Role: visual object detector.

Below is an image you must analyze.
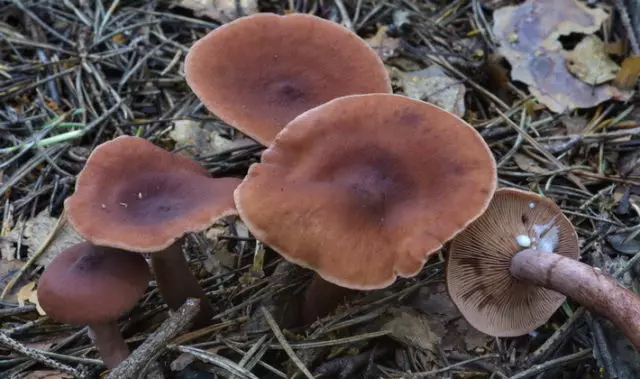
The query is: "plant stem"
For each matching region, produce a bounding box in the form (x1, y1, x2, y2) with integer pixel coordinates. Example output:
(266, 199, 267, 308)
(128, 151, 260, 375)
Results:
(301, 274, 357, 325)
(510, 248, 640, 351)
(151, 242, 214, 327)
(88, 321, 130, 369)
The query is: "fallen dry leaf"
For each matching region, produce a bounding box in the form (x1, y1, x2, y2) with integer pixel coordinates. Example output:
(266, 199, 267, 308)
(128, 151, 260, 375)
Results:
(1, 212, 83, 268)
(513, 153, 548, 174)
(174, 0, 257, 22)
(383, 308, 441, 352)
(17, 281, 46, 315)
(493, 0, 632, 113)
(401, 65, 466, 117)
(0, 259, 26, 301)
(169, 119, 255, 159)
(614, 56, 640, 90)
(365, 26, 401, 61)
(565, 35, 619, 85)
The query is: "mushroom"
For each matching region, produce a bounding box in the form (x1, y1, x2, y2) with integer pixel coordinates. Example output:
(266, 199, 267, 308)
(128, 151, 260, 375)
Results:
(64, 135, 242, 327)
(184, 13, 391, 146)
(446, 188, 640, 350)
(37, 242, 149, 369)
(234, 93, 497, 323)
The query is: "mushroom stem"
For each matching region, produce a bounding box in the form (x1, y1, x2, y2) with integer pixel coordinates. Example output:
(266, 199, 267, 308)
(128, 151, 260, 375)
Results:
(151, 241, 214, 327)
(301, 275, 357, 325)
(88, 322, 130, 369)
(510, 248, 640, 350)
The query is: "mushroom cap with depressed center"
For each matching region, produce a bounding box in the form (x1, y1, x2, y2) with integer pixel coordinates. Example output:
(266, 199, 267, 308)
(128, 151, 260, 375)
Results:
(446, 188, 580, 337)
(64, 136, 242, 252)
(234, 93, 497, 290)
(37, 242, 150, 325)
(184, 13, 392, 146)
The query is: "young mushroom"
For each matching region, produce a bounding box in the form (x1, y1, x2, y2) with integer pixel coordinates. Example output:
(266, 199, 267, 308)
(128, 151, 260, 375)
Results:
(37, 242, 149, 369)
(234, 93, 497, 324)
(64, 136, 242, 327)
(446, 188, 640, 350)
(184, 13, 391, 146)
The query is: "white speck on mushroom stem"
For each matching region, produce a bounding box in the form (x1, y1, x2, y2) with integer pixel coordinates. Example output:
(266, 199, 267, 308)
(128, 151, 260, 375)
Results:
(101, 204, 106, 209)
(138, 192, 143, 199)
(516, 235, 532, 248)
(120, 202, 128, 208)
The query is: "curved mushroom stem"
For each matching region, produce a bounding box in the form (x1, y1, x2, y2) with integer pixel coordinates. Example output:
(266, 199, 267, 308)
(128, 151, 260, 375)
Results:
(151, 241, 214, 327)
(88, 322, 130, 369)
(301, 275, 358, 325)
(510, 248, 640, 351)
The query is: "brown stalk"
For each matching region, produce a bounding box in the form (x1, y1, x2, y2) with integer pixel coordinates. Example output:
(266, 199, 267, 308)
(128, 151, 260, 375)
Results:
(300, 275, 358, 325)
(88, 321, 130, 369)
(510, 248, 640, 351)
(151, 241, 214, 328)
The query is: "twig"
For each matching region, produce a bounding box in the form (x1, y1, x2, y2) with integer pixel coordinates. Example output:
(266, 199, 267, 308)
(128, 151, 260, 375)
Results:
(0, 332, 86, 378)
(105, 299, 200, 379)
(260, 306, 314, 379)
(508, 349, 592, 379)
(527, 307, 586, 364)
(411, 354, 500, 378)
(171, 345, 260, 379)
(613, 0, 640, 55)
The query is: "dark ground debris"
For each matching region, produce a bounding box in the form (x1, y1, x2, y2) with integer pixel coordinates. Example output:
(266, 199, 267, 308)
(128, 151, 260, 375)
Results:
(1, 0, 640, 378)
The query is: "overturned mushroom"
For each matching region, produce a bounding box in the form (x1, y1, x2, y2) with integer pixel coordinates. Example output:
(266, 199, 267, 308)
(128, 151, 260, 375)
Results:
(235, 93, 497, 323)
(37, 242, 149, 369)
(446, 188, 640, 350)
(185, 13, 391, 146)
(65, 136, 242, 327)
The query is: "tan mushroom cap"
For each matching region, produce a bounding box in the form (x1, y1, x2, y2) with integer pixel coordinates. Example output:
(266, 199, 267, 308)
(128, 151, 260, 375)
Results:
(235, 94, 497, 290)
(64, 136, 242, 252)
(184, 13, 392, 146)
(446, 188, 580, 337)
(37, 242, 150, 325)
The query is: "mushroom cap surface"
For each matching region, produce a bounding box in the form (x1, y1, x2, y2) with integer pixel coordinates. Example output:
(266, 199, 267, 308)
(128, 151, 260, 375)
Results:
(37, 242, 150, 325)
(235, 93, 497, 290)
(65, 136, 242, 252)
(446, 188, 580, 337)
(184, 13, 392, 146)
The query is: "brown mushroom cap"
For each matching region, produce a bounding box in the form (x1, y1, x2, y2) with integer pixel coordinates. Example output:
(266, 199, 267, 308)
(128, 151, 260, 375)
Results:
(184, 13, 392, 146)
(446, 188, 580, 337)
(37, 242, 149, 325)
(234, 94, 497, 290)
(64, 136, 241, 252)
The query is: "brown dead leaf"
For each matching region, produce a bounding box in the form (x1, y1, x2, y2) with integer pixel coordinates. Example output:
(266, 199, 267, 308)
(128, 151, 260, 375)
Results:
(383, 308, 441, 352)
(19, 370, 73, 379)
(20, 212, 83, 268)
(174, 0, 257, 22)
(614, 56, 640, 90)
(565, 36, 619, 85)
(493, 0, 632, 113)
(412, 283, 491, 351)
(169, 119, 255, 159)
(513, 153, 548, 174)
(17, 281, 46, 315)
(401, 65, 466, 117)
(365, 26, 401, 61)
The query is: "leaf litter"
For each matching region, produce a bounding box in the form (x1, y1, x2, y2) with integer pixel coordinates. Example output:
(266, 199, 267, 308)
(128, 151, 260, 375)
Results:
(1, 0, 640, 378)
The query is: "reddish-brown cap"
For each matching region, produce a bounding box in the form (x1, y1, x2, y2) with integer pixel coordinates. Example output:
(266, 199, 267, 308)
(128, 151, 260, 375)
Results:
(446, 188, 580, 337)
(184, 13, 392, 146)
(235, 94, 497, 290)
(37, 242, 149, 325)
(64, 136, 242, 252)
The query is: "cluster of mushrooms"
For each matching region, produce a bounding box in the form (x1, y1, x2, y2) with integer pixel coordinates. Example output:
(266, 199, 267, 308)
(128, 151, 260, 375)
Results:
(36, 12, 640, 370)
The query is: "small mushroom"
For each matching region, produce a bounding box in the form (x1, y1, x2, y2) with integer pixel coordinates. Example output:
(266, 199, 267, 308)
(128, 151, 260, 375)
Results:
(37, 242, 149, 369)
(446, 188, 640, 350)
(184, 13, 391, 146)
(64, 136, 242, 327)
(235, 93, 497, 323)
